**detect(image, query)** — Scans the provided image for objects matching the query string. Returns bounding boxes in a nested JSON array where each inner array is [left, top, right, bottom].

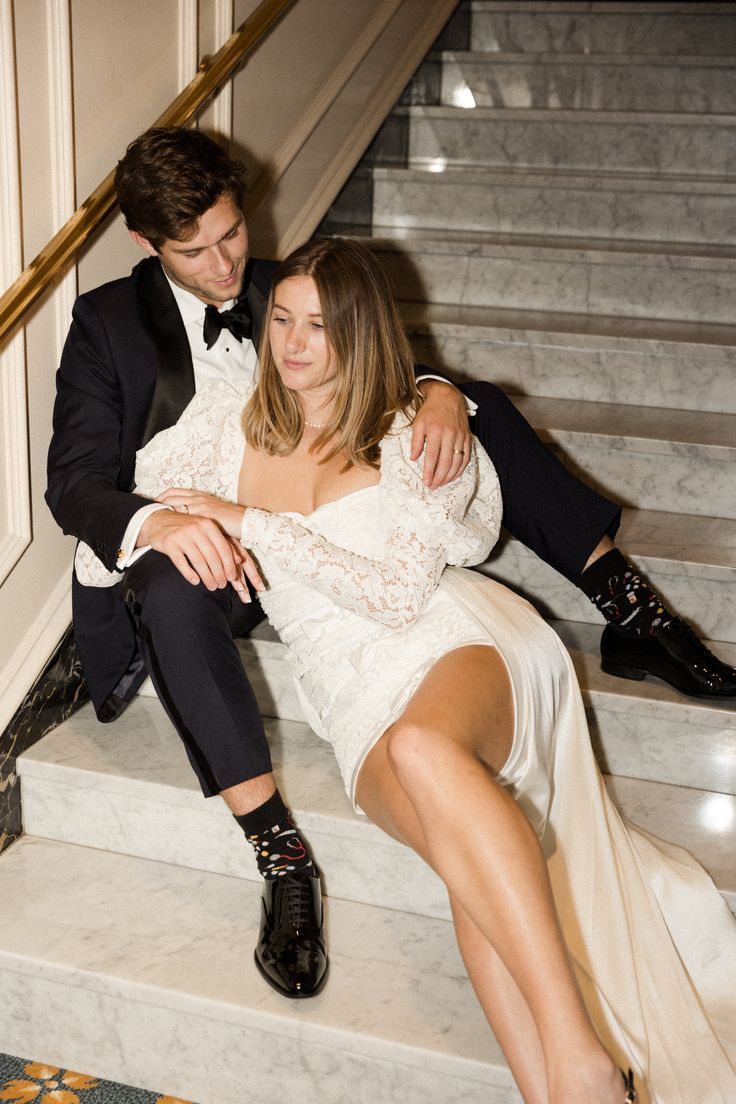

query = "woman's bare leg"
[[356, 664, 549, 1104], [451, 897, 549, 1104], [355, 645, 622, 1104]]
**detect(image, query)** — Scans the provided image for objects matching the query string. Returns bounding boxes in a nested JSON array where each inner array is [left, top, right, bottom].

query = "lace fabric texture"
[[74, 380, 248, 586], [240, 412, 501, 630], [75, 380, 502, 614]]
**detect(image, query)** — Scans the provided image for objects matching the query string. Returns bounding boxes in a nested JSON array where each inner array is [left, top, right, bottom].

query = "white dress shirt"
[[115, 273, 259, 570]]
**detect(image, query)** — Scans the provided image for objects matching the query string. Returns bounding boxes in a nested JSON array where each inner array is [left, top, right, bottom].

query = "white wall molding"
[[0, 0, 31, 587], [47, 0, 77, 354], [178, 0, 199, 92], [212, 0, 234, 138]]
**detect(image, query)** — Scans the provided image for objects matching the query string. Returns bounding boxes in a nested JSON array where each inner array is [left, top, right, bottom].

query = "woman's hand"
[[412, 380, 472, 489], [158, 488, 244, 535], [155, 488, 264, 598]]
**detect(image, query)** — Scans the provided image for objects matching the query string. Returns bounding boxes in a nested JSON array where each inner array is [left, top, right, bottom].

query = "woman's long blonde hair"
[[243, 237, 420, 468]]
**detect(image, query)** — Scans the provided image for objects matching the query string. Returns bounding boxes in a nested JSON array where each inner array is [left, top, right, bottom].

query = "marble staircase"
[[2, 4, 736, 1103]]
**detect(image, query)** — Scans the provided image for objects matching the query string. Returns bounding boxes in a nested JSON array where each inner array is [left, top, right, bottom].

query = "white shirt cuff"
[[416, 373, 477, 415], [116, 503, 173, 570]]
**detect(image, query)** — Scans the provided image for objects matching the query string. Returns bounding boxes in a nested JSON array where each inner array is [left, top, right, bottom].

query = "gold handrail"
[[0, 0, 296, 349]]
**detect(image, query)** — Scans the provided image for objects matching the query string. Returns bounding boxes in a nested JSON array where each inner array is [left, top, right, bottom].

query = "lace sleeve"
[[241, 423, 502, 629], [74, 379, 249, 588]]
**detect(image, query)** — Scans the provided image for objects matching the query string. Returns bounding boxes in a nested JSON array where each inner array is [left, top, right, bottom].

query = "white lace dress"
[[77, 379, 736, 1103]]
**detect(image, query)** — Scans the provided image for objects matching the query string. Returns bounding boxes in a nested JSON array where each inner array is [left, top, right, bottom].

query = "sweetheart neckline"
[[278, 482, 381, 521]]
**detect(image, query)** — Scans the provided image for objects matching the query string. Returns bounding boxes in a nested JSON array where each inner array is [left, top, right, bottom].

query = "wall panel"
[[0, 0, 31, 590]]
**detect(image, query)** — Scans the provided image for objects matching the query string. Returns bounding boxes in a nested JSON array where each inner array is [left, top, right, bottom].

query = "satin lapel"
[[137, 258, 195, 447]]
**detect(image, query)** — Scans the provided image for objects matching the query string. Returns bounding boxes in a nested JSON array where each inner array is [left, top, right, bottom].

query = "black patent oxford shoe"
[[601, 619, 736, 701], [254, 872, 328, 998]]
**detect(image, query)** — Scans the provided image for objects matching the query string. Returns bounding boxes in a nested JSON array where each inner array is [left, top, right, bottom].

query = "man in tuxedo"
[[46, 126, 735, 999], [47, 129, 332, 1000]]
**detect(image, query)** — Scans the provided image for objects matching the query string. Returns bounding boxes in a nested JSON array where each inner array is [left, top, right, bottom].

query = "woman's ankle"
[[547, 1048, 620, 1104]]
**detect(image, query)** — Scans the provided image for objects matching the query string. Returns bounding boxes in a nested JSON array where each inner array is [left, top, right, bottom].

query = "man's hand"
[[139, 497, 263, 602], [412, 379, 472, 488]]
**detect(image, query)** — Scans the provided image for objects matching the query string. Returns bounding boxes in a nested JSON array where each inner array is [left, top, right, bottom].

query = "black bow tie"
[[203, 298, 253, 350]]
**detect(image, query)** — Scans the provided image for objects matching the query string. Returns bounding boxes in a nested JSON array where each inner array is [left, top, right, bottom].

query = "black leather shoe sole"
[[602, 657, 736, 701], [601, 658, 646, 683]]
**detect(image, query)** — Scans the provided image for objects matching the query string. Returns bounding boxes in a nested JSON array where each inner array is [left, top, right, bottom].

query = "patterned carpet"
[[0, 1054, 196, 1104]]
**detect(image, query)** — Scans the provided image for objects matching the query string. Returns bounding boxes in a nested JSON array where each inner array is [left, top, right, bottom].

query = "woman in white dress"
[[77, 238, 736, 1104]]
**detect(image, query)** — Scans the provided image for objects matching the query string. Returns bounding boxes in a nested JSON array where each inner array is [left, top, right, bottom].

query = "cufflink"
[[116, 548, 125, 561]]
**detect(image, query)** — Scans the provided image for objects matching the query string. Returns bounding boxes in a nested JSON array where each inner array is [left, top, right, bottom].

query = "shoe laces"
[[280, 876, 314, 931], [675, 619, 736, 676]]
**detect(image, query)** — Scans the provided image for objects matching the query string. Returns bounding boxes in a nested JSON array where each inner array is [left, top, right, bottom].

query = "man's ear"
[[129, 229, 158, 257]]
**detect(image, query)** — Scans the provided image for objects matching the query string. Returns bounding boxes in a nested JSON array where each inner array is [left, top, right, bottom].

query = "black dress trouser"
[[122, 382, 621, 797], [123, 550, 268, 797], [461, 382, 621, 582]]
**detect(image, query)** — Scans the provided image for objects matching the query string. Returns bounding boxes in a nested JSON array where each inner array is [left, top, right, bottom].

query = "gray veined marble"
[[483, 518, 736, 645], [509, 394, 736, 518], [438, 52, 736, 114], [403, 302, 736, 414], [371, 167, 736, 246], [0, 838, 519, 1104], [368, 232, 736, 326], [470, 3, 736, 57], [17, 691, 736, 918], [400, 106, 736, 177]]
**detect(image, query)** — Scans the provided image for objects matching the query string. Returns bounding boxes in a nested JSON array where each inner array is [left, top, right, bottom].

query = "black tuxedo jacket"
[[46, 255, 278, 715]]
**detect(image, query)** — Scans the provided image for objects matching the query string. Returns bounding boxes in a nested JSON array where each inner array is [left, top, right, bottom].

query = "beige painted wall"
[[0, 0, 456, 733]]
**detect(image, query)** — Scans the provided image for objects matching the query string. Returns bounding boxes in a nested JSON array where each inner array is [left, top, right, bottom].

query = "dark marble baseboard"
[[0, 626, 89, 855]]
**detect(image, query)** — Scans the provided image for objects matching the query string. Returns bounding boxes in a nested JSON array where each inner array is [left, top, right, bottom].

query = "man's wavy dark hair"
[[115, 127, 248, 249]]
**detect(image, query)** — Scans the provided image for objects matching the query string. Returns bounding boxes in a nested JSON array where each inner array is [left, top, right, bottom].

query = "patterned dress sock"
[[234, 789, 315, 879], [579, 548, 674, 638]]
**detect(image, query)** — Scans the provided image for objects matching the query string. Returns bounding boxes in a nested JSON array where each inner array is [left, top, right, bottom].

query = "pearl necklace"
[[304, 419, 327, 428]]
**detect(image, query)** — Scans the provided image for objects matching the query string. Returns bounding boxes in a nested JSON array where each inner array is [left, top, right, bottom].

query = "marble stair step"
[[550, 620, 736, 800], [365, 227, 736, 327], [370, 166, 736, 245], [432, 51, 736, 114], [469, 1, 736, 57], [505, 394, 736, 519], [483, 507, 736, 644], [401, 301, 736, 414], [17, 694, 736, 920], [0, 836, 515, 1104], [369, 106, 736, 177]]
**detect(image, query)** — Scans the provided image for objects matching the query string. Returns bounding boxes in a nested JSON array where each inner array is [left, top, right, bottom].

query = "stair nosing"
[[434, 49, 736, 68], [399, 299, 736, 349], [394, 103, 736, 125]]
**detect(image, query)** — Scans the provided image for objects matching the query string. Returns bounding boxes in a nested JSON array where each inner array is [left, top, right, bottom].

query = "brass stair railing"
[[0, 0, 296, 350]]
